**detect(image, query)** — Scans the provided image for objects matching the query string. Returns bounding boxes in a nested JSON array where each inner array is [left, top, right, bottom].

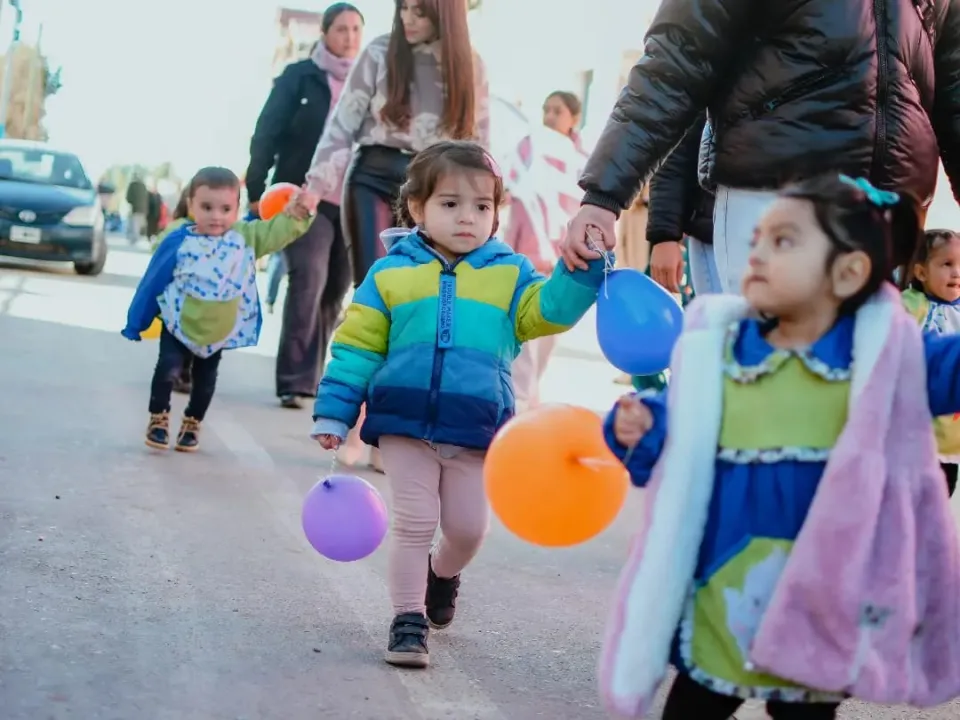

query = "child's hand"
[[285, 186, 319, 220], [315, 433, 341, 450], [613, 394, 653, 448]]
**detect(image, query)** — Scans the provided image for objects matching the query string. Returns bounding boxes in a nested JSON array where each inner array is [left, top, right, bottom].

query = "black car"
[[0, 139, 108, 276]]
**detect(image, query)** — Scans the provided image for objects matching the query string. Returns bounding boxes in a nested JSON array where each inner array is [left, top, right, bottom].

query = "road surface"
[[1, 233, 960, 719]]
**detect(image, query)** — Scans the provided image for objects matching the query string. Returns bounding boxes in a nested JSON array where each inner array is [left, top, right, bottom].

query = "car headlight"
[[62, 204, 100, 227]]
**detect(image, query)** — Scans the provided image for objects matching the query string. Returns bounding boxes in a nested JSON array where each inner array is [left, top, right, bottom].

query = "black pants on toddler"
[[942, 462, 957, 497], [149, 326, 222, 420], [662, 673, 840, 719]]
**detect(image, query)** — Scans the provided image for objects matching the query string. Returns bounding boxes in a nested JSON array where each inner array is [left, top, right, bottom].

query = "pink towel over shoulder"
[[599, 285, 960, 717]]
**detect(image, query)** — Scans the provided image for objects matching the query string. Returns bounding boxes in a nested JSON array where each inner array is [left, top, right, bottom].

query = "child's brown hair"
[[173, 167, 241, 222], [395, 140, 504, 235]]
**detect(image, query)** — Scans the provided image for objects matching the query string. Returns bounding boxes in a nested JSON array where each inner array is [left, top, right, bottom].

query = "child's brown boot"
[[145, 412, 170, 449], [175, 416, 201, 452]]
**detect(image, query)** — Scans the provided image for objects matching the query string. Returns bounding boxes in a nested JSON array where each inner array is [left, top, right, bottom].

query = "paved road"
[[1, 233, 960, 719]]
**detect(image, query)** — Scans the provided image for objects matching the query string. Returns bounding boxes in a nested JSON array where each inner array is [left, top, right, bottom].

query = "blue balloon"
[[596, 268, 684, 375]]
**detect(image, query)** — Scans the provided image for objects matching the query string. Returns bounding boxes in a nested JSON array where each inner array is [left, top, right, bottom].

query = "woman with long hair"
[[245, 2, 365, 410], [502, 90, 588, 412], [306, 0, 488, 471]]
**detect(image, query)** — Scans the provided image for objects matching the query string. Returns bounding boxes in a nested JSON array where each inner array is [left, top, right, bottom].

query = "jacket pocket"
[[180, 295, 239, 346], [730, 68, 846, 124]]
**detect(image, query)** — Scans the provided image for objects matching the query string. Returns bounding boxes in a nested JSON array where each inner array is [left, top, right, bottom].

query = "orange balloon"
[[484, 404, 628, 547], [259, 182, 299, 220]]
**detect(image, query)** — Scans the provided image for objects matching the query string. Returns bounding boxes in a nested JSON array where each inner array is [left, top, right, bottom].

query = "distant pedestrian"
[[245, 2, 366, 410], [126, 174, 149, 243]]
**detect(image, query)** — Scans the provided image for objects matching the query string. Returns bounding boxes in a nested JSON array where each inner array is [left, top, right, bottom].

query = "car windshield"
[[0, 146, 92, 190]]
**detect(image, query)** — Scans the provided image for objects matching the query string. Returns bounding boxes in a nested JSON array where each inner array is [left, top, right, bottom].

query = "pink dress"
[[503, 126, 588, 411]]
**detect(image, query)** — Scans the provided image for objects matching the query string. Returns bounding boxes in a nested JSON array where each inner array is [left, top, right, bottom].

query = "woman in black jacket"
[[563, 0, 960, 294], [245, 3, 364, 409], [647, 112, 720, 294]]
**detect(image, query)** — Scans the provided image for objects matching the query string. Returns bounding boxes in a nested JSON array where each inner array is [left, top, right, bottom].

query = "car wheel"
[[74, 236, 107, 276]]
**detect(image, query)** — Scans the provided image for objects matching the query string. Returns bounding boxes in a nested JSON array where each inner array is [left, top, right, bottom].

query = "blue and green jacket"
[[312, 230, 606, 449]]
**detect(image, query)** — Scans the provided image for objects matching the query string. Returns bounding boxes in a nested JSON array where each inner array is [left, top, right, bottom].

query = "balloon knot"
[[322, 478, 333, 489]]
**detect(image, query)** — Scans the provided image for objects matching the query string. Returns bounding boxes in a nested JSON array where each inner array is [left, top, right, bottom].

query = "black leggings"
[[342, 145, 412, 288], [149, 327, 222, 421], [662, 673, 840, 720]]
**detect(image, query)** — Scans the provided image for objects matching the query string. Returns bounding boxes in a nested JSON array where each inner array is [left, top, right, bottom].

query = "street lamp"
[[0, 0, 23, 139]]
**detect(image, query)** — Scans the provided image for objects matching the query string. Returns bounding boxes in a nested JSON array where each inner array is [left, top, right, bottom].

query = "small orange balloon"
[[484, 404, 628, 547], [259, 182, 299, 220]]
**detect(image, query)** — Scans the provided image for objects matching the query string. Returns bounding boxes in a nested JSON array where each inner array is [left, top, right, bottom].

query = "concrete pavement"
[[1, 235, 959, 719]]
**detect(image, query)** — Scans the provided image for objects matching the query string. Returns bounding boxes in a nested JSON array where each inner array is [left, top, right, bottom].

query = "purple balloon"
[[302, 474, 388, 562]]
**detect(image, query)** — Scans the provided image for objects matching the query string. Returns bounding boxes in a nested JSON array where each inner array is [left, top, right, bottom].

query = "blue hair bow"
[[838, 174, 899, 207]]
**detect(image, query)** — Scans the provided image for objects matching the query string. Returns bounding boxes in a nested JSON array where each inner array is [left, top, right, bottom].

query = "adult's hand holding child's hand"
[[560, 204, 617, 271], [613, 394, 652, 448], [286, 186, 319, 220]]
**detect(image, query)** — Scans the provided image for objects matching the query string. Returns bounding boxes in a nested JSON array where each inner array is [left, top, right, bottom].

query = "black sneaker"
[[279, 394, 302, 409], [175, 417, 201, 452], [145, 412, 170, 449], [425, 559, 460, 629], [384, 613, 429, 668]]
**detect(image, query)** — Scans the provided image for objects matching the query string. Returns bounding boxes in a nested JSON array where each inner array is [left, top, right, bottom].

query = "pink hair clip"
[[482, 149, 503, 180]]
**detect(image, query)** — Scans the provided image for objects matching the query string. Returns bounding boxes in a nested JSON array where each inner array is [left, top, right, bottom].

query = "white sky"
[[19, 0, 394, 179]]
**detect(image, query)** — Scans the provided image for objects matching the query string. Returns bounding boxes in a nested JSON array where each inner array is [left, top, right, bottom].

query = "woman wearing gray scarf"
[[245, 2, 365, 409]]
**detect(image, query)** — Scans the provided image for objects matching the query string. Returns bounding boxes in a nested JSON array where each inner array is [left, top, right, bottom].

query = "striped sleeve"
[[312, 266, 391, 427], [511, 256, 606, 343]]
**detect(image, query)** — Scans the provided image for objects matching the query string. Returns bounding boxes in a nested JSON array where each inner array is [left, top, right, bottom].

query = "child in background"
[[596, 175, 960, 718], [902, 229, 960, 496], [123, 167, 318, 451], [311, 141, 605, 668]]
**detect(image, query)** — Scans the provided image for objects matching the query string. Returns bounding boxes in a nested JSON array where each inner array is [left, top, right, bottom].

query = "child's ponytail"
[[888, 191, 924, 278]]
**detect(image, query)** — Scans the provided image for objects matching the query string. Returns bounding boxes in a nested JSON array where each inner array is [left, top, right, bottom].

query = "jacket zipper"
[[425, 253, 458, 441], [721, 68, 843, 127], [872, 0, 890, 182], [748, 68, 843, 119]]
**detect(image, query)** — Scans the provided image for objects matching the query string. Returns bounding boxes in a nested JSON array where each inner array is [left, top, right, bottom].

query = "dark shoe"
[[384, 613, 429, 668], [279, 394, 302, 409], [425, 558, 460, 629], [172, 377, 192, 395], [145, 412, 170, 449], [175, 416, 201, 452]]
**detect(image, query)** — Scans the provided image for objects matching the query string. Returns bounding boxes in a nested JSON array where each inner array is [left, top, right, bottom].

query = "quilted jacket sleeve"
[[245, 63, 303, 203], [647, 112, 706, 246], [933, 0, 960, 203], [579, 0, 755, 214]]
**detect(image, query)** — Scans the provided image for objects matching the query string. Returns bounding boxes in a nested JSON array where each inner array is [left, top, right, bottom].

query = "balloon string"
[[585, 235, 615, 300]]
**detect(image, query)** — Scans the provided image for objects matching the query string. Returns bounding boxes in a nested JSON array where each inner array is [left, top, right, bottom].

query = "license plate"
[[10, 225, 41, 243]]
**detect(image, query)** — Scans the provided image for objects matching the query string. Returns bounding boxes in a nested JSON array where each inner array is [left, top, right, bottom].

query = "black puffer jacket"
[[245, 60, 332, 203], [581, 0, 960, 214], [647, 113, 715, 246]]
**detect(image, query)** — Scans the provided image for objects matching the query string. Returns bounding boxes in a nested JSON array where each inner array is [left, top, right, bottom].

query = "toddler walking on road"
[[123, 166, 317, 451], [311, 141, 605, 668]]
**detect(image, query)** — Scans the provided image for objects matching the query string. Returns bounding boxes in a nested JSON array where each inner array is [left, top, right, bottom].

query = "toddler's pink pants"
[[378, 435, 489, 615]]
